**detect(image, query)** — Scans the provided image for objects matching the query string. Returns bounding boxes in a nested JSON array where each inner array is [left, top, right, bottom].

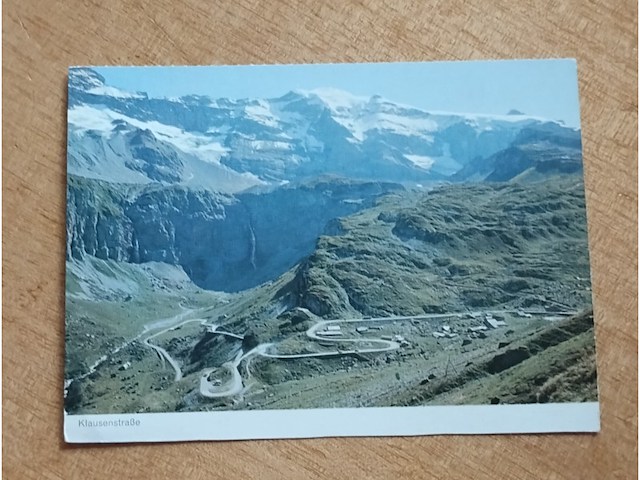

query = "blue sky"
[[93, 59, 581, 127]]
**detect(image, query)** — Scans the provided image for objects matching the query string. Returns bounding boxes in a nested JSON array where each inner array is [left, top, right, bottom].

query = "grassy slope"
[[65, 255, 226, 378], [277, 177, 592, 323], [383, 310, 597, 406]]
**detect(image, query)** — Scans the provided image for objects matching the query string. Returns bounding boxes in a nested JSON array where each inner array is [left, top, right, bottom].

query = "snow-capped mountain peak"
[[69, 67, 106, 91], [69, 67, 147, 100], [297, 88, 369, 112]]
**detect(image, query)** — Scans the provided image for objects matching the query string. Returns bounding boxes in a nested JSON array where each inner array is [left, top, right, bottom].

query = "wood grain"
[[3, 1, 637, 478]]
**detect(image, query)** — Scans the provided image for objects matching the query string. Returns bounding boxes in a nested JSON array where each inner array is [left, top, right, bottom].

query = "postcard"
[[64, 59, 599, 443]]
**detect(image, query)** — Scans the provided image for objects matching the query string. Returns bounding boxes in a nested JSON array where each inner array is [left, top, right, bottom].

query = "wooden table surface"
[[3, 1, 637, 478]]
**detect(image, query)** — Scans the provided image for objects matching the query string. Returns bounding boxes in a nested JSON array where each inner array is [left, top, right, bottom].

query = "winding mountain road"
[[197, 308, 577, 399], [260, 319, 400, 359], [199, 344, 271, 398], [123, 306, 577, 401], [65, 306, 195, 390], [142, 317, 211, 381], [198, 316, 403, 398]]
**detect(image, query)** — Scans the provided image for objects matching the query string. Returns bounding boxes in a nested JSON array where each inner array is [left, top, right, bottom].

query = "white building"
[[317, 330, 343, 337]]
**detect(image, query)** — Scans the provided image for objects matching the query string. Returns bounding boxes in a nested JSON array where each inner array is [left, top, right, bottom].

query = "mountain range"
[[67, 68, 582, 189]]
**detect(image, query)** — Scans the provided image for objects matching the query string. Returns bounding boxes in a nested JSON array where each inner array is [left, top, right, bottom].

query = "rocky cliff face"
[[66, 175, 403, 292], [453, 122, 583, 182]]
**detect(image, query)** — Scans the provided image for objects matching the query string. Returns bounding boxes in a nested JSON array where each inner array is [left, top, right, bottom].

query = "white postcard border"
[[64, 402, 600, 443]]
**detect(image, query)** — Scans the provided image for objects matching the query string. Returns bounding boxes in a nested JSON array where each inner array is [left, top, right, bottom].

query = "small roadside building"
[[484, 317, 507, 329], [317, 330, 343, 337]]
